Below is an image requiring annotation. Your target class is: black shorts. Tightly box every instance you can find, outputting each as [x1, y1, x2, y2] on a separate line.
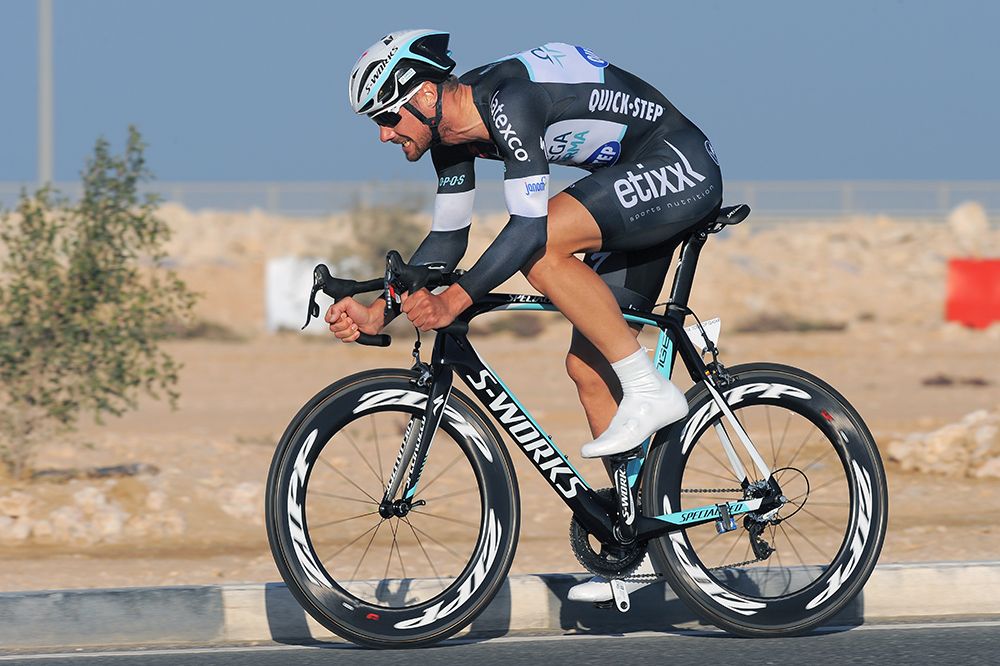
[565, 128, 723, 310]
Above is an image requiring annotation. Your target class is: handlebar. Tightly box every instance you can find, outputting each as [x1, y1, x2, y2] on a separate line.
[302, 251, 461, 347]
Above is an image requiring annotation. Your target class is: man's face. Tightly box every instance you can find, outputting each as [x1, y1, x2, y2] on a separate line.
[377, 107, 432, 162]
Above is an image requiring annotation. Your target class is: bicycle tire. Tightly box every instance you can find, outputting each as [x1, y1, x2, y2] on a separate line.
[266, 368, 520, 648]
[642, 362, 888, 636]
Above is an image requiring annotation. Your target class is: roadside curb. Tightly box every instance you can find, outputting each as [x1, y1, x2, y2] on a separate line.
[2, 561, 999, 650]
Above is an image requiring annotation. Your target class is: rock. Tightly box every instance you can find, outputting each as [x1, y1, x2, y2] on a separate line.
[0, 491, 33, 518]
[888, 407, 1000, 477]
[48, 506, 91, 544]
[947, 201, 990, 257]
[220, 482, 263, 524]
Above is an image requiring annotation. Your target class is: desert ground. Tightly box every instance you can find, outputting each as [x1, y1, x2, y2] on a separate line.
[0, 203, 997, 592]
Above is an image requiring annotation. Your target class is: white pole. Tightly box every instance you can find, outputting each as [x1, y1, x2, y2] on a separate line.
[38, 0, 53, 186]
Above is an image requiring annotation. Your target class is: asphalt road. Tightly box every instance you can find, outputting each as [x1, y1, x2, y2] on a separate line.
[3, 621, 999, 665]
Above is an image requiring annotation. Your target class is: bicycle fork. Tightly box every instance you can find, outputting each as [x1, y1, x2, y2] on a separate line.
[378, 364, 454, 518]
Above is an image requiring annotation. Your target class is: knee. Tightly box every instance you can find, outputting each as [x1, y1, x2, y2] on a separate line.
[523, 250, 557, 293]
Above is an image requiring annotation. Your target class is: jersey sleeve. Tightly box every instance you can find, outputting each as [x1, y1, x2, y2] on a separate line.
[408, 144, 476, 271]
[457, 79, 552, 300]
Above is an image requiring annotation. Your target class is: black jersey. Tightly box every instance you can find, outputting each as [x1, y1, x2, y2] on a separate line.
[409, 43, 714, 300]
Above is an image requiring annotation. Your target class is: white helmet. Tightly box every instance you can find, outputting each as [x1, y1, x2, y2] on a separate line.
[348, 29, 455, 117]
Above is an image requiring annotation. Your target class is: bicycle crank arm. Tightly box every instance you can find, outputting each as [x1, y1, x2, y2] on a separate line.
[635, 497, 765, 540]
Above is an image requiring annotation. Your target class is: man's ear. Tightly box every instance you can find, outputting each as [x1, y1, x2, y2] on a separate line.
[412, 81, 439, 113]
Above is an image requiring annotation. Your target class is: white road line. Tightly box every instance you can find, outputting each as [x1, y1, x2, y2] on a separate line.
[3, 620, 1000, 661]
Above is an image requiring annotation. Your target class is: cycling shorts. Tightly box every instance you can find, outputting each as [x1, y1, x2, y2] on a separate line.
[566, 128, 723, 310]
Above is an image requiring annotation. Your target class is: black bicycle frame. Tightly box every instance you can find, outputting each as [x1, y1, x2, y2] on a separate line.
[393, 228, 772, 546]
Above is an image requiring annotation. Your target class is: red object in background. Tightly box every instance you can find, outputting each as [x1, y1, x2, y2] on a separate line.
[945, 259, 1000, 328]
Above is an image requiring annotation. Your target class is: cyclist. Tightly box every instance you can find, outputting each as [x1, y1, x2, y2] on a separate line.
[328, 29, 723, 602]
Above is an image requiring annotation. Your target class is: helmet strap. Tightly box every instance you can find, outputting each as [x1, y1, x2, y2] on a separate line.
[403, 83, 444, 146]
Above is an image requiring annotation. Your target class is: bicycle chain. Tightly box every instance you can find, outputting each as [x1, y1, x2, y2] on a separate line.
[677, 487, 769, 572]
[608, 489, 765, 581]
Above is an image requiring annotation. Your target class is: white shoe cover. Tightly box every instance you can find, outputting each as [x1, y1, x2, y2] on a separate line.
[580, 378, 688, 458]
[567, 554, 659, 602]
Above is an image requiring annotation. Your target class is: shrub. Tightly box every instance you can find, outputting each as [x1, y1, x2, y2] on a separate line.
[0, 127, 196, 478]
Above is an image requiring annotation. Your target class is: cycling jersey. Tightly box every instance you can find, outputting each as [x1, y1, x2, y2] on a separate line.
[409, 43, 723, 303]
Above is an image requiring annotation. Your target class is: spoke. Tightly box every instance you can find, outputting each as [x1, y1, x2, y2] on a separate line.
[807, 475, 848, 495]
[350, 518, 386, 581]
[716, 533, 742, 570]
[778, 522, 810, 569]
[783, 518, 832, 558]
[793, 500, 846, 507]
[797, 448, 837, 476]
[309, 491, 375, 506]
[402, 516, 445, 583]
[343, 428, 383, 486]
[414, 452, 465, 498]
[698, 431, 744, 484]
[419, 487, 481, 503]
[373, 418, 392, 488]
[773, 408, 793, 464]
[784, 427, 817, 471]
[309, 511, 380, 530]
[410, 509, 480, 529]
[684, 464, 741, 484]
[798, 505, 846, 535]
[384, 519, 400, 582]
[326, 520, 383, 561]
[406, 519, 463, 559]
[766, 406, 776, 466]
[318, 456, 379, 503]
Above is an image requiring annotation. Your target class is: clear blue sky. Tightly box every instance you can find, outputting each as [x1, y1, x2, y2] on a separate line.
[1, 0, 997, 183]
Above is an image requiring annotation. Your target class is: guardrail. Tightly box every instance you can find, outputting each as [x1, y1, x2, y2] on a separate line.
[2, 180, 999, 218]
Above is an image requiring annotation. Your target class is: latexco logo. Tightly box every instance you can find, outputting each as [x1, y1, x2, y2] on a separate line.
[490, 91, 529, 161]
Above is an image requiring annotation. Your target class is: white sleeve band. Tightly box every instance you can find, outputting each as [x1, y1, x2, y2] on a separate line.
[432, 190, 475, 232]
[503, 175, 549, 218]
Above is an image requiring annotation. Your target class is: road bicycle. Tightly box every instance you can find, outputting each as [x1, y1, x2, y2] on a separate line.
[265, 203, 888, 648]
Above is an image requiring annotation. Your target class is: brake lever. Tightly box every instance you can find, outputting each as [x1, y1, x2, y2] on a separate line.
[302, 265, 329, 330]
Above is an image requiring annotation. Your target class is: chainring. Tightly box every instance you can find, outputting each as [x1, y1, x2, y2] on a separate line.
[569, 488, 647, 578]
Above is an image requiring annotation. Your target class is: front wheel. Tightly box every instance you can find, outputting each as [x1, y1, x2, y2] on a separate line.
[642, 362, 888, 636]
[266, 369, 520, 648]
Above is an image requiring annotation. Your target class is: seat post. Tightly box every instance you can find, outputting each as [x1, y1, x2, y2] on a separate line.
[666, 231, 708, 319]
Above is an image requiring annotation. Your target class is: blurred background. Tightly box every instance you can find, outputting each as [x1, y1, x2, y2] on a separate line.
[0, 0, 997, 592]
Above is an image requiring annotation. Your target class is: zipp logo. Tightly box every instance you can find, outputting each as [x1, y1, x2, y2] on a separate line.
[467, 369, 585, 499]
[287, 429, 333, 589]
[680, 383, 813, 454]
[613, 140, 707, 209]
[490, 91, 529, 161]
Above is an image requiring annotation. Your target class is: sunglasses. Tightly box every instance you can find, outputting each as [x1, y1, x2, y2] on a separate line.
[372, 110, 402, 128]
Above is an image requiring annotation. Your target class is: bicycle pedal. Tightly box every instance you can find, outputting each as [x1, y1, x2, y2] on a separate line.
[593, 599, 615, 610]
[611, 579, 631, 613]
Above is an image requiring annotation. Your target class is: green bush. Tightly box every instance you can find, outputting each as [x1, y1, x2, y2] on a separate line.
[0, 127, 196, 478]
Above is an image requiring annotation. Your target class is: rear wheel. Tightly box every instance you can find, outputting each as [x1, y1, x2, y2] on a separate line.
[643, 363, 888, 636]
[266, 369, 519, 648]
